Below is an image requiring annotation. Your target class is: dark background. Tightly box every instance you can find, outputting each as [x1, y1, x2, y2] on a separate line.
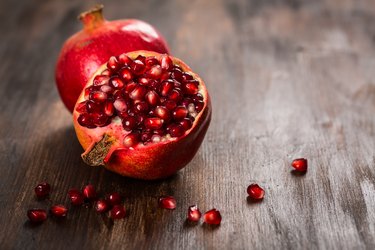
[1, 0, 375, 249]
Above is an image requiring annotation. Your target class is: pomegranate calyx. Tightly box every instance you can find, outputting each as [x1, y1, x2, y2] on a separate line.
[81, 134, 116, 166]
[78, 4, 105, 31]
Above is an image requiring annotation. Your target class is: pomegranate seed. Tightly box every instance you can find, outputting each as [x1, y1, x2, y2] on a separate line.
[129, 86, 147, 100]
[118, 53, 132, 66]
[155, 106, 171, 121]
[100, 85, 114, 94]
[168, 89, 182, 102]
[93, 75, 109, 86]
[68, 189, 84, 205]
[168, 124, 185, 137]
[160, 54, 173, 71]
[107, 192, 122, 206]
[182, 72, 193, 81]
[130, 59, 146, 75]
[83, 184, 97, 201]
[111, 205, 126, 219]
[89, 91, 107, 103]
[291, 158, 308, 172]
[27, 209, 47, 223]
[151, 134, 162, 143]
[107, 56, 120, 71]
[180, 118, 193, 130]
[85, 100, 102, 113]
[159, 196, 176, 210]
[171, 68, 183, 82]
[141, 131, 153, 142]
[138, 77, 151, 86]
[76, 101, 87, 113]
[146, 65, 162, 79]
[183, 80, 199, 95]
[164, 100, 177, 110]
[119, 67, 133, 81]
[92, 112, 108, 127]
[203, 209, 222, 225]
[160, 80, 174, 96]
[109, 76, 125, 89]
[34, 182, 50, 198]
[187, 205, 201, 222]
[122, 116, 137, 131]
[146, 56, 159, 67]
[193, 93, 204, 101]
[95, 199, 110, 213]
[104, 101, 114, 116]
[50, 205, 68, 218]
[124, 81, 137, 94]
[173, 106, 188, 121]
[247, 184, 265, 200]
[134, 101, 149, 113]
[113, 99, 128, 112]
[135, 55, 146, 63]
[145, 90, 160, 106]
[195, 101, 204, 112]
[78, 113, 95, 128]
[144, 118, 164, 130]
[123, 133, 140, 147]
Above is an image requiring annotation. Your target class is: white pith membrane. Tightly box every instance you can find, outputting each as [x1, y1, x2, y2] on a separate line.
[75, 52, 206, 150]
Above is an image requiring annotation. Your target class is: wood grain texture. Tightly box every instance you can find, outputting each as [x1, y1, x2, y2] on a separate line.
[1, 0, 375, 249]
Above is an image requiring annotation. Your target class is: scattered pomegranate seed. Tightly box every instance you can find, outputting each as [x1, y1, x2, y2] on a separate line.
[34, 182, 51, 198]
[159, 196, 176, 210]
[247, 184, 265, 200]
[50, 205, 68, 218]
[107, 192, 122, 206]
[95, 199, 110, 213]
[187, 205, 201, 222]
[27, 209, 47, 223]
[203, 209, 222, 225]
[291, 158, 308, 172]
[68, 189, 84, 206]
[83, 184, 97, 201]
[111, 205, 126, 219]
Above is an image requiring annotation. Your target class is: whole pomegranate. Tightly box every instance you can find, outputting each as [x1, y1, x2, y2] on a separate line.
[73, 51, 211, 180]
[55, 5, 170, 112]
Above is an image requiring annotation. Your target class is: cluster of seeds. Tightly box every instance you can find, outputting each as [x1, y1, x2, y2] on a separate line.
[76, 53, 204, 147]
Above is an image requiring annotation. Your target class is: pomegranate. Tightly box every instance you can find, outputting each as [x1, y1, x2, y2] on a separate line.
[55, 4, 170, 112]
[73, 51, 211, 180]
[291, 158, 308, 172]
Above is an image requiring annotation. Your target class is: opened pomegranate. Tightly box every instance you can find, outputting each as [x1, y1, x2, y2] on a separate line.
[73, 51, 211, 180]
[55, 4, 169, 112]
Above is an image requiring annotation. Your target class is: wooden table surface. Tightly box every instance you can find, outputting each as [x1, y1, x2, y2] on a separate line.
[2, 0, 375, 249]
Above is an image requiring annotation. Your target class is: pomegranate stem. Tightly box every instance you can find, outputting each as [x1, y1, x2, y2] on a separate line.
[78, 4, 105, 31]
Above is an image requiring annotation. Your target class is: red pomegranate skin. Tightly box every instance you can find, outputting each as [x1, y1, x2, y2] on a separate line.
[56, 5, 170, 112]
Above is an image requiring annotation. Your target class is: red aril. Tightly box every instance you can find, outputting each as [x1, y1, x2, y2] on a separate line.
[159, 196, 176, 210]
[95, 199, 110, 213]
[73, 51, 211, 180]
[68, 189, 84, 206]
[107, 192, 122, 206]
[291, 158, 308, 172]
[83, 184, 97, 201]
[27, 209, 47, 223]
[111, 205, 126, 219]
[34, 182, 51, 198]
[203, 209, 222, 225]
[187, 205, 201, 222]
[55, 5, 169, 112]
[247, 184, 265, 200]
[50, 205, 68, 218]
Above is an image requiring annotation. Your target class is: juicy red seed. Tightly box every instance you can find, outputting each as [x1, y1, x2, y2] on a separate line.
[78, 113, 95, 128]
[291, 158, 308, 172]
[27, 209, 47, 223]
[50, 205, 68, 218]
[122, 116, 137, 131]
[168, 124, 185, 137]
[92, 112, 108, 127]
[104, 101, 114, 116]
[113, 99, 128, 112]
[100, 85, 114, 94]
[193, 93, 204, 101]
[144, 118, 164, 130]
[76, 101, 87, 112]
[107, 56, 120, 71]
[84, 87, 93, 99]
[86, 100, 102, 113]
[136, 114, 146, 125]
[160, 71, 170, 81]
[203, 209, 222, 225]
[146, 56, 159, 67]
[123, 133, 139, 147]
[247, 184, 265, 200]
[124, 81, 137, 94]
[155, 106, 171, 121]
[159, 196, 176, 210]
[160, 80, 174, 96]
[95, 199, 110, 213]
[118, 53, 132, 66]
[134, 101, 149, 113]
[171, 68, 183, 82]
[111, 205, 126, 219]
[145, 91, 160, 106]
[160, 54, 173, 71]
[109, 76, 125, 89]
[107, 192, 122, 206]
[93, 75, 109, 86]
[83, 184, 97, 201]
[68, 189, 84, 206]
[180, 118, 193, 130]
[135, 55, 146, 63]
[195, 101, 204, 112]
[138, 77, 151, 86]
[89, 91, 107, 103]
[130, 59, 146, 75]
[183, 81, 199, 95]
[168, 89, 182, 102]
[164, 100, 177, 110]
[129, 86, 147, 100]
[151, 134, 162, 143]
[153, 129, 165, 136]
[187, 205, 201, 222]
[141, 131, 153, 142]
[119, 67, 133, 81]
[173, 106, 188, 121]
[146, 65, 162, 79]
[182, 72, 193, 81]
[34, 182, 51, 198]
